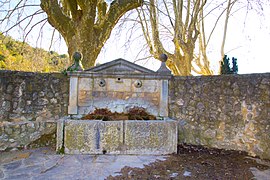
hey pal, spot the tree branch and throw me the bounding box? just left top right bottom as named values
left=220, top=0, right=237, bottom=58
left=76, top=0, right=89, bottom=11
left=97, top=0, right=143, bottom=47
left=3, top=10, right=44, bottom=34
left=40, top=0, right=74, bottom=37
left=136, top=7, right=153, bottom=54
left=97, top=0, right=108, bottom=23
left=0, top=0, right=23, bottom=22
left=149, top=0, right=167, bottom=56
left=23, top=18, right=48, bottom=44
left=63, top=0, right=79, bottom=19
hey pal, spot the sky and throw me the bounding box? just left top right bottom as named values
left=96, top=2, right=270, bottom=74
left=0, top=1, right=270, bottom=75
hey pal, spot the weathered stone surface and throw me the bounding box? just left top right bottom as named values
left=3, top=160, right=22, bottom=170
left=56, top=119, right=65, bottom=152
left=69, top=59, right=171, bottom=117
left=62, top=119, right=177, bottom=155
left=64, top=120, right=123, bottom=154
left=76, top=77, right=163, bottom=116
left=0, top=71, right=68, bottom=150
left=0, top=69, right=269, bottom=159
left=169, top=73, right=270, bottom=159
left=68, top=77, right=78, bottom=114
left=0, top=169, right=3, bottom=178
left=0, top=121, right=57, bottom=151
left=124, top=120, right=177, bottom=155
left=0, top=71, right=69, bottom=123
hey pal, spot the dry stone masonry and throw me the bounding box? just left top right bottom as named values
left=169, top=73, right=270, bottom=159
left=0, top=71, right=69, bottom=150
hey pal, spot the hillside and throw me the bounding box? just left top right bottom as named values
left=0, top=33, right=69, bottom=72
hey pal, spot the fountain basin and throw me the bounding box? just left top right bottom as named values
left=57, top=119, right=177, bottom=155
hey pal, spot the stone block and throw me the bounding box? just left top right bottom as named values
left=78, top=78, right=93, bottom=91
left=56, top=119, right=64, bottom=152
left=106, top=78, right=132, bottom=92
left=64, top=120, right=123, bottom=154
left=68, top=77, right=78, bottom=114
left=124, top=120, right=177, bottom=155
left=131, top=80, right=160, bottom=93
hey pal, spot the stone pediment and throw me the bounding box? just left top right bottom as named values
left=85, top=58, right=155, bottom=74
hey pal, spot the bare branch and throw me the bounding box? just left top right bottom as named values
left=3, top=10, right=45, bottom=34
left=0, top=0, right=23, bottom=22
left=133, top=55, right=153, bottom=63
left=36, top=19, right=48, bottom=49
left=23, top=18, right=48, bottom=44
left=49, top=28, right=56, bottom=51
left=220, top=0, right=237, bottom=58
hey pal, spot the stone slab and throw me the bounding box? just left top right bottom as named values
left=124, top=120, right=178, bottom=155
left=68, top=77, right=78, bottom=114
left=56, top=119, right=64, bottom=152
left=64, top=120, right=123, bottom=154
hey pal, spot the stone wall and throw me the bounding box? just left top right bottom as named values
left=0, top=71, right=69, bottom=150
left=1, top=70, right=270, bottom=159
left=169, top=73, right=270, bottom=159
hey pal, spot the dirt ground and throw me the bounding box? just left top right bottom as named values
left=107, top=144, right=270, bottom=180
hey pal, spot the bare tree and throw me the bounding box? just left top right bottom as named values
left=134, top=0, right=268, bottom=75
left=0, top=0, right=143, bottom=69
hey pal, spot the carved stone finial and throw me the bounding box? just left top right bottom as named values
left=159, top=54, right=168, bottom=62
left=156, top=54, right=171, bottom=74
left=73, top=52, right=82, bottom=63
left=68, top=52, right=84, bottom=71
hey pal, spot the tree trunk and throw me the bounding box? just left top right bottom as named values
left=40, top=0, right=143, bottom=69
left=64, top=27, right=103, bottom=68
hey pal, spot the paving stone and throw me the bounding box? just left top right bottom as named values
left=5, top=173, right=31, bottom=180
left=137, top=155, right=167, bottom=162
left=0, top=148, right=168, bottom=179
left=10, top=164, right=42, bottom=175
left=2, top=160, right=22, bottom=170
left=250, top=167, right=270, bottom=179
left=0, top=169, right=4, bottom=178
left=95, top=155, right=117, bottom=163
left=23, top=155, right=50, bottom=166
left=74, top=154, right=95, bottom=163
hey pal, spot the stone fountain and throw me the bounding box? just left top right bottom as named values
left=57, top=53, right=177, bottom=155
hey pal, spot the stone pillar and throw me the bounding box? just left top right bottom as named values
left=56, top=118, right=65, bottom=152
left=156, top=54, right=171, bottom=117
left=68, top=76, right=78, bottom=114
left=160, top=79, right=169, bottom=117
